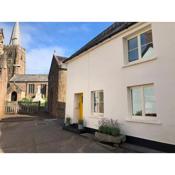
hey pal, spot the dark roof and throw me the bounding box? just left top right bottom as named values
left=64, top=22, right=136, bottom=63
left=10, top=74, right=48, bottom=82
left=54, top=55, right=67, bottom=65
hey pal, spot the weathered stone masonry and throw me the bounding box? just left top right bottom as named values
left=48, top=55, right=67, bottom=118
left=0, top=29, right=8, bottom=116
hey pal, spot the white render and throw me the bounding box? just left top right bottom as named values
left=65, top=22, right=175, bottom=145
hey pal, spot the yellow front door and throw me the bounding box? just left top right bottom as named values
left=79, top=94, right=83, bottom=120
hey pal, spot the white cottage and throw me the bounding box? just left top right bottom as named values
left=64, top=22, right=175, bottom=151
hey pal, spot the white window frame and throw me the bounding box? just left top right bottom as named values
left=91, top=90, right=104, bottom=116
left=125, top=26, right=155, bottom=65
left=129, top=84, right=157, bottom=118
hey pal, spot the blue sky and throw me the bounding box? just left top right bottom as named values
left=0, top=22, right=112, bottom=74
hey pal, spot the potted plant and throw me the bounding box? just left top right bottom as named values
left=95, top=119, right=126, bottom=144
left=78, top=119, right=84, bottom=130
left=65, top=117, right=71, bottom=126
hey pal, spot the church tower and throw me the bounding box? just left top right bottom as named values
left=9, top=22, right=20, bottom=45
left=4, top=22, right=26, bottom=81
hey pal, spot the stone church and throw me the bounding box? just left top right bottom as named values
left=0, top=23, right=48, bottom=117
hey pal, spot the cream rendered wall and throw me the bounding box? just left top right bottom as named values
left=66, top=22, right=175, bottom=145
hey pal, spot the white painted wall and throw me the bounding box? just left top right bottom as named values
left=65, top=22, right=175, bottom=145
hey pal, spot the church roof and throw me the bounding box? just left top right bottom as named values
left=10, top=74, right=48, bottom=82
left=54, top=55, right=67, bottom=65
left=64, top=22, right=136, bottom=63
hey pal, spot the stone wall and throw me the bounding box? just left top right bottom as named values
left=4, top=45, right=26, bottom=82
left=0, top=30, right=7, bottom=117
left=57, top=69, right=67, bottom=117
left=0, top=55, right=7, bottom=116
left=7, top=81, right=48, bottom=101
left=48, top=56, right=67, bottom=118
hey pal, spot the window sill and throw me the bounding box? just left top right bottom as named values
left=90, top=113, right=104, bottom=118
left=123, top=57, right=157, bottom=68
left=125, top=117, right=161, bottom=125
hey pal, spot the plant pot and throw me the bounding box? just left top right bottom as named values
left=65, top=123, right=70, bottom=127
left=78, top=124, right=84, bottom=130
left=95, top=132, right=126, bottom=144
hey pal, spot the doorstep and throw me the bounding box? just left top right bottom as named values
left=63, top=124, right=87, bottom=134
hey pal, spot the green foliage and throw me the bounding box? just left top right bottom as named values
left=98, top=119, right=120, bottom=136
left=65, top=117, right=71, bottom=125
left=20, top=98, right=32, bottom=102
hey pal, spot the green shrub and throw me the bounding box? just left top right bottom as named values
left=111, top=127, right=120, bottom=136
left=98, top=119, right=120, bottom=136
left=20, top=98, right=32, bottom=102
left=65, top=117, right=71, bottom=125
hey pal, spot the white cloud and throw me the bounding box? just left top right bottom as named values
left=57, top=24, right=91, bottom=34
left=0, top=22, right=36, bottom=49
left=0, top=23, right=12, bottom=44
left=0, top=22, right=68, bottom=74
left=20, top=24, right=38, bottom=49
left=26, top=46, right=66, bottom=74
left=0, top=23, right=67, bottom=74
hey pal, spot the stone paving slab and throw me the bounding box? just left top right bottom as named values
left=0, top=116, right=121, bottom=153
left=0, top=114, right=161, bottom=153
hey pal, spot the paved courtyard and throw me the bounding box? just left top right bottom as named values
left=0, top=115, right=134, bottom=153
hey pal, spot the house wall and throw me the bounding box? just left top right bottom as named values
left=65, top=22, right=175, bottom=145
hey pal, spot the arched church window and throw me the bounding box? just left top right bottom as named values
left=11, top=91, right=17, bottom=101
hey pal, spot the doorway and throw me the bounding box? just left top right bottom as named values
left=74, top=93, right=83, bottom=121
left=11, top=91, right=17, bottom=101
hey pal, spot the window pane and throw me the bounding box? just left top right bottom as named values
left=141, top=30, right=153, bottom=46
left=128, top=37, right=138, bottom=50
left=144, top=86, right=157, bottom=117
left=92, top=91, right=104, bottom=113
left=141, top=43, right=153, bottom=58
left=128, top=49, right=139, bottom=62
left=29, top=84, right=35, bottom=93
left=93, top=92, right=97, bottom=112
left=99, top=91, right=104, bottom=113
left=41, top=84, right=46, bottom=96
left=99, top=103, right=104, bottom=113
left=99, top=91, right=103, bottom=103
left=131, top=87, right=142, bottom=116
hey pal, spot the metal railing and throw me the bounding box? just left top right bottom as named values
left=5, top=101, right=41, bottom=114
left=5, top=101, right=18, bottom=114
